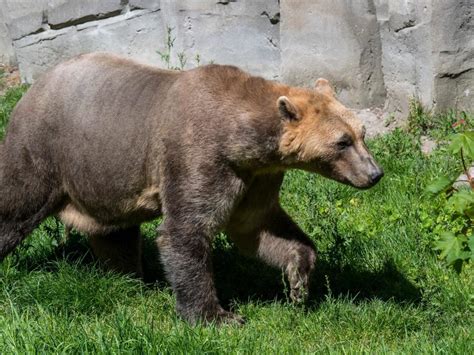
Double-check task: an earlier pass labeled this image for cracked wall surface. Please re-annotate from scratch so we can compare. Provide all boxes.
[281,0,386,109]
[0,0,472,115]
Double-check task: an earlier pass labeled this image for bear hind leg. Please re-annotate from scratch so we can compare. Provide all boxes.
[0,198,62,260]
[88,226,144,278]
[0,158,63,259]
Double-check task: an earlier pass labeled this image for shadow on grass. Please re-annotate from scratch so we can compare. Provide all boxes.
[140,235,422,307]
[211,245,422,308]
[10,231,421,313]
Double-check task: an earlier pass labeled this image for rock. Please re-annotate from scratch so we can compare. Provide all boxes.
[280,0,386,109]
[47,0,124,28]
[431,0,473,113]
[14,0,281,83]
[374,0,433,115]
[453,167,474,190]
[374,0,473,114]
[14,10,166,83]
[129,0,161,11]
[0,4,15,64]
[420,136,437,155]
[352,108,395,138]
[3,0,49,40]
[1,0,472,124]
[158,0,280,78]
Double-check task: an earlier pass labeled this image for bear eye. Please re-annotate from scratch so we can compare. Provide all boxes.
[337,135,353,150]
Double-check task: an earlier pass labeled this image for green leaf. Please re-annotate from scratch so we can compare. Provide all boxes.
[448,190,474,214]
[434,232,469,265]
[468,235,474,259]
[426,176,454,194]
[449,131,474,159]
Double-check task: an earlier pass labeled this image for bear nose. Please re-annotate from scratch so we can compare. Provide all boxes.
[370,168,384,184]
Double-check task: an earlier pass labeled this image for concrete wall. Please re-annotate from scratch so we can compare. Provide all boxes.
[0,3,14,64]
[280,0,387,108]
[374,0,473,114]
[0,0,472,116]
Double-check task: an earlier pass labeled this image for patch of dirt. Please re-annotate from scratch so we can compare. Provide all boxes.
[0,64,21,96]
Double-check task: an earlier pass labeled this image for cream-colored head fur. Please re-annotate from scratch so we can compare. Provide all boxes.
[278,79,383,189]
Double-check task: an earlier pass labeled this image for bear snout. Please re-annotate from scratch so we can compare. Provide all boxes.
[369,167,384,185]
[355,161,384,189]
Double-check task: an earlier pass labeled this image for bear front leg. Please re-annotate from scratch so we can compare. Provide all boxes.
[229,206,317,303]
[157,226,244,324]
[157,161,246,324]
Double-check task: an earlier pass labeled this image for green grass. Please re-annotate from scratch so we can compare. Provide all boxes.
[0,85,28,139]
[1,87,473,353]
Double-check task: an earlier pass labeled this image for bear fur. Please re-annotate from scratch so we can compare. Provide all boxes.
[0,53,383,324]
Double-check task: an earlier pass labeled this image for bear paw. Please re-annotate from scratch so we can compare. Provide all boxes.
[290,283,309,304]
[210,309,246,326]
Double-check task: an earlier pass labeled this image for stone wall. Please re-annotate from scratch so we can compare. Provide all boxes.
[374,0,473,115]
[0,0,472,117]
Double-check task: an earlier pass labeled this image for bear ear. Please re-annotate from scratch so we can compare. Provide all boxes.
[277,96,299,121]
[315,78,335,97]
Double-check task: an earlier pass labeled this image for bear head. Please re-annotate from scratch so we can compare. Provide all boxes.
[278,79,383,189]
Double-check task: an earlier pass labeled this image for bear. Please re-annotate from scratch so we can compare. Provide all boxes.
[0,53,383,324]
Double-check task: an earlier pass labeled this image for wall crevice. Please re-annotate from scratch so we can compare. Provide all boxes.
[438,68,473,79]
[48,10,124,30]
[260,11,280,25]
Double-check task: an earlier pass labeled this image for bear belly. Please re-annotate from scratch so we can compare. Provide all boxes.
[58,187,162,235]
[58,204,115,235]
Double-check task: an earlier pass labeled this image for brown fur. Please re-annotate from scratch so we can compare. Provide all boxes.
[0,53,382,324]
